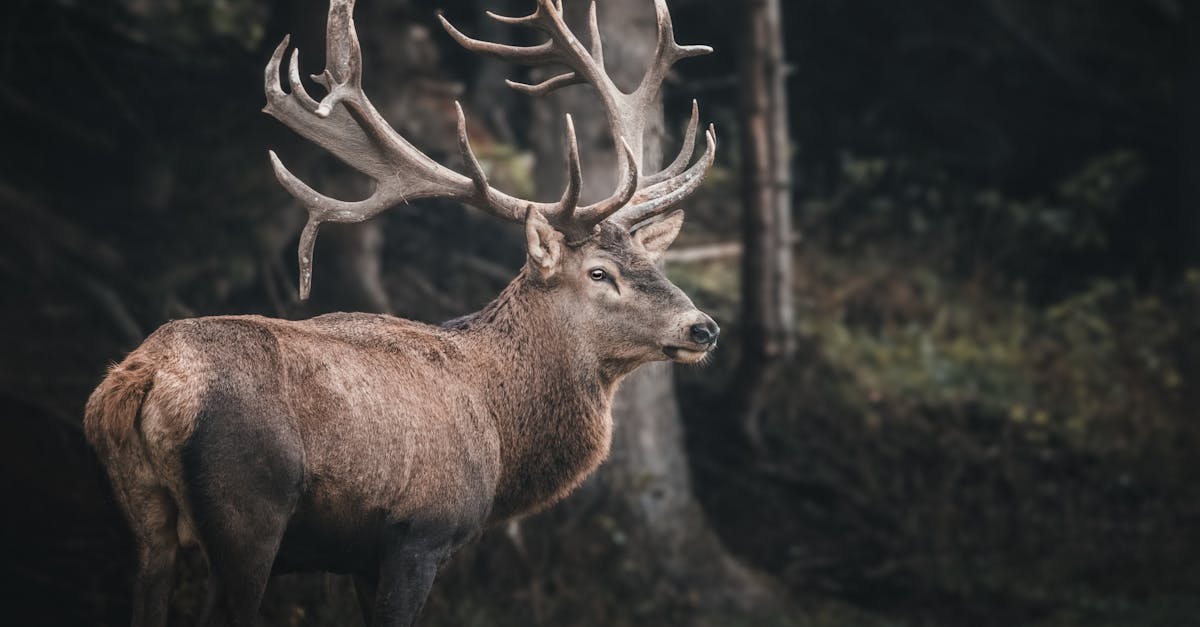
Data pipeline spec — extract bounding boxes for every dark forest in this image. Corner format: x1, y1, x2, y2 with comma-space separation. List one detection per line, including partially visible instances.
1, 0, 1197, 625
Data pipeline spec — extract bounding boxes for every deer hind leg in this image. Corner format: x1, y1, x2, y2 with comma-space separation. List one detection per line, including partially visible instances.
354, 573, 379, 626
122, 483, 180, 627
182, 396, 303, 627
102, 448, 180, 627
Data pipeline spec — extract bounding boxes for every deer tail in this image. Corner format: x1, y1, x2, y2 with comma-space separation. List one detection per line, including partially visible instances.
84, 354, 156, 455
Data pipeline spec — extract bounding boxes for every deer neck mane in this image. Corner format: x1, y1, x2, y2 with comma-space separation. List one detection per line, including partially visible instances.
444, 268, 625, 520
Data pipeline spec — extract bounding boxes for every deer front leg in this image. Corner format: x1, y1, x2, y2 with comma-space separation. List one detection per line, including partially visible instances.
369, 522, 454, 627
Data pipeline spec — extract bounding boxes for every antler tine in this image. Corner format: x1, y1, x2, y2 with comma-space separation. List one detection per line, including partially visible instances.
265, 35, 291, 100
456, 100, 591, 228
587, 2, 604, 65
485, 9, 542, 27
635, 0, 713, 104
287, 49, 320, 111
268, 150, 399, 300
574, 138, 640, 226
643, 99, 699, 186
611, 125, 716, 229
560, 114, 583, 220
455, 102, 491, 198
438, 15, 560, 65
312, 0, 363, 116
506, 72, 584, 97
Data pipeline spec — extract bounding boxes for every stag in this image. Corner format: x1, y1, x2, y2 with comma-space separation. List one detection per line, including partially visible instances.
85, 0, 717, 625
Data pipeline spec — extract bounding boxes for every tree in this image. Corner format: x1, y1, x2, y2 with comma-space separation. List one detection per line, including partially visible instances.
731, 0, 794, 453
1185, 1, 1200, 266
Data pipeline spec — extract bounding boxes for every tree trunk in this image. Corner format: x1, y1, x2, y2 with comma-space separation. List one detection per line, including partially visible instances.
1184, 1, 1200, 266
523, 0, 781, 621
731, 0, 794, 452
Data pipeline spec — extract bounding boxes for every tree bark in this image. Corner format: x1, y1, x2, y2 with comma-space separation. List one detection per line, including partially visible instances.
731, 0, 794, 452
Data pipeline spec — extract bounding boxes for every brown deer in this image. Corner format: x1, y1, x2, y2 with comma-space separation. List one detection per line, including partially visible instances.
84, 0, 717, 625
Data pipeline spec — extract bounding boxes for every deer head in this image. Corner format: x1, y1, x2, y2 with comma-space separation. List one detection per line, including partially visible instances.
264, 0, 719, 365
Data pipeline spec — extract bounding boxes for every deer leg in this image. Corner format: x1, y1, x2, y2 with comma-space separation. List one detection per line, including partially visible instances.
182, 397, 303, 627
191, 473, 296, 627
126, 487, 179, 627
354, 572, 379, 626
190, 476, 297, 627
370, 522, 455, 627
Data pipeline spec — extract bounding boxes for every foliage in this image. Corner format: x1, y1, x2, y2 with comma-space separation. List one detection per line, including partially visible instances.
679, 149, 1200, 625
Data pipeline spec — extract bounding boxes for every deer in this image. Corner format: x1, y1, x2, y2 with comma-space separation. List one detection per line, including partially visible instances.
83, 0, 718, 625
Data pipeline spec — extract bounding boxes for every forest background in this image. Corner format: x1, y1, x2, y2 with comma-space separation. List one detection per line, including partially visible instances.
2, 0, 1198, 626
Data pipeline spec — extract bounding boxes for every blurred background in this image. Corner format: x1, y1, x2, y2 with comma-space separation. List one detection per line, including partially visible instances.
2, 0, 1198, 625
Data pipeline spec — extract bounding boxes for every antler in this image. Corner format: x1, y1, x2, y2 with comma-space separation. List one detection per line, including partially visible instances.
265, 0, 714, 298
265, 0, 639, 298
439, 0, 717, 229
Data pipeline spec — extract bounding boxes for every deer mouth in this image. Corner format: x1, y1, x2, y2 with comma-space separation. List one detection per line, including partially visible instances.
662, 345, 713, 364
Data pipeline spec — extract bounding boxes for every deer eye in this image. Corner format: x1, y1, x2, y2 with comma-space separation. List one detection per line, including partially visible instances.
589, 268, 609, 282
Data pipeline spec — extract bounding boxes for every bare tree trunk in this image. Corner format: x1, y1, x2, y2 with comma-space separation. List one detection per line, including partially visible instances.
319, 223, 393, 313
1178, 0, 1200, 427
1184, 1, 1200, 266
524, 0, 781, 621
731, 0, 794, 452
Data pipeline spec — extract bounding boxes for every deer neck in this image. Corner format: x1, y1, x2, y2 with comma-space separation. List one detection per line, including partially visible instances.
449, 270, 624, 521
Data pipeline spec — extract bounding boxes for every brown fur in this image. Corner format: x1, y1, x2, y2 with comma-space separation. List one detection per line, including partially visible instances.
84, 354, 156, 453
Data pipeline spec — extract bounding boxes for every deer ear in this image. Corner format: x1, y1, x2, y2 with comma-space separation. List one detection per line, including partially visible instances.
632, 210, 685, 262
525, 207, 564, 279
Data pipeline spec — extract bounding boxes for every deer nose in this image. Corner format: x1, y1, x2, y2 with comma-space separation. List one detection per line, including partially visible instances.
690, 320, 720, 346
